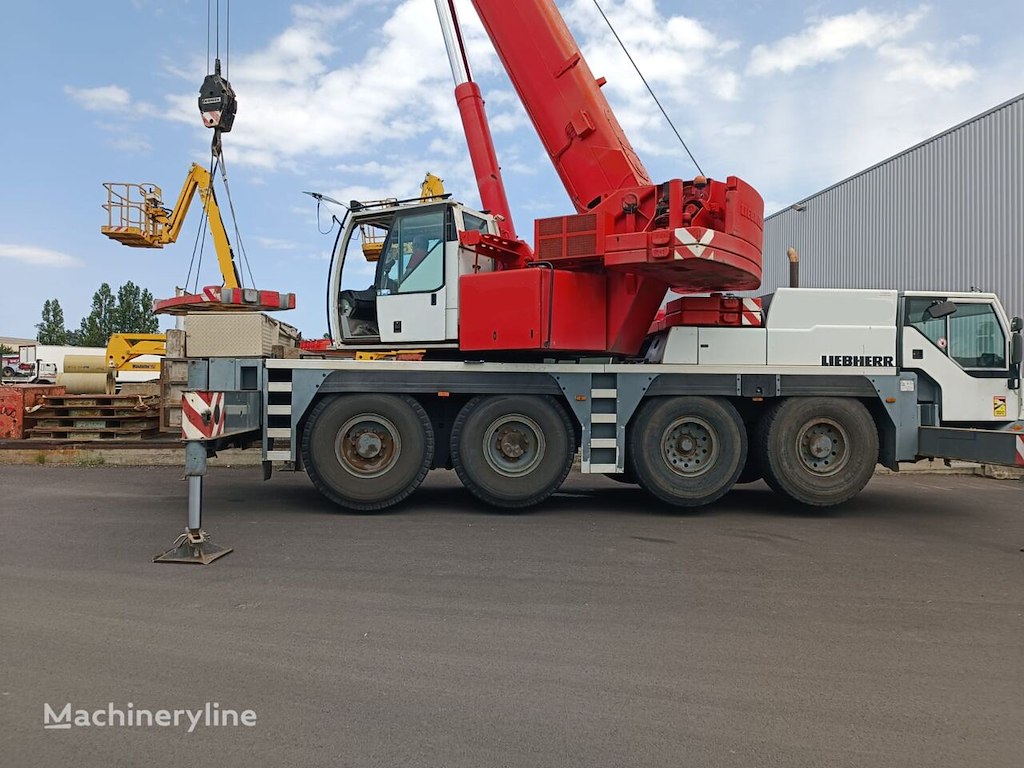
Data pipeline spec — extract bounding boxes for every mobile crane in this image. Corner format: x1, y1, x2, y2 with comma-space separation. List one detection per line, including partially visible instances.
154, 0, 1022, 563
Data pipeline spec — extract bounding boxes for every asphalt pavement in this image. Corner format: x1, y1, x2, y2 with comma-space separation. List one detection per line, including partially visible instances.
1, 465, 1022, 767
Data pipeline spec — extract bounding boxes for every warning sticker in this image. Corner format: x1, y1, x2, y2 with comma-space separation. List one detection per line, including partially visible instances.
993, 396, 1007, 417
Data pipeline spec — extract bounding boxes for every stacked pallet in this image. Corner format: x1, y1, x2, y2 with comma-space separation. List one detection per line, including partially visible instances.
26, 393, 160, 441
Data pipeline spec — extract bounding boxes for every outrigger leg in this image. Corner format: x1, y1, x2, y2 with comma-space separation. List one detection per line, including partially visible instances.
154, 440, 233, 565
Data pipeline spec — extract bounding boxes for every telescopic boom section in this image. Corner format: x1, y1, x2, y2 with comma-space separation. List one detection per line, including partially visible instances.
434, 0, 518, 241
469, 0, 651, 211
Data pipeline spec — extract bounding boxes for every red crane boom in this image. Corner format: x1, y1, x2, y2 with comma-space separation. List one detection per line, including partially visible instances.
470, 0, 651, 212
446, 0, 765, 356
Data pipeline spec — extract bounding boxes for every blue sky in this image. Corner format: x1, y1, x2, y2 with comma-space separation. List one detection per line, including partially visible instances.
1, 0, 1021, 340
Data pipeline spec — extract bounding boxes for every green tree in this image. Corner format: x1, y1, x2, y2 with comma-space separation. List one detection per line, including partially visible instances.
113, 281, 159, 334
0, 343, 14, 355
36, 299, 69, 345
77, 283, 117, 347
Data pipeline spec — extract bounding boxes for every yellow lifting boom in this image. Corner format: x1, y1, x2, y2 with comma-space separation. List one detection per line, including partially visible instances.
106, 333, 166, 373
101, 163, 242, 289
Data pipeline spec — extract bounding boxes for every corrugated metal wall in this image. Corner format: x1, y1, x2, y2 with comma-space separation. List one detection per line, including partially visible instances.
760, 94, 1024, 318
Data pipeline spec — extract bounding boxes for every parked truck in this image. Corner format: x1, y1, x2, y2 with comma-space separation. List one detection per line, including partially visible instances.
112, 1, 1022, 566
18, 344, 95, 383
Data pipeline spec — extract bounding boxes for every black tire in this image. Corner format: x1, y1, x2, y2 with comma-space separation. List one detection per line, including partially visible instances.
757, 397, 878, 507
301, 394, 433, 512
1, 366, 15, 378
451, 395, 575, 509
629, 396, 746, 507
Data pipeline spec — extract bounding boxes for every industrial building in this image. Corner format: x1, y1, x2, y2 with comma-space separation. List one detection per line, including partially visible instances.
761, 93, 1024, 318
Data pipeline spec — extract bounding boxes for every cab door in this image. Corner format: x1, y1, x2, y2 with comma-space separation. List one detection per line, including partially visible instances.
902, 296, 1020, 422
375, 206, 449, 343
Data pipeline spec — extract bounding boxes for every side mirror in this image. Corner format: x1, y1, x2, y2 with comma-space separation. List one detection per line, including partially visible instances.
926, 300, 958, 319
1010, 316, 1023, 333
1012, 333, 1023, 367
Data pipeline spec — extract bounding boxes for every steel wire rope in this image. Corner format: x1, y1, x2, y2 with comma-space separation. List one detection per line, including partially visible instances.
591, 0, 705, 176
216, 151, 257, 290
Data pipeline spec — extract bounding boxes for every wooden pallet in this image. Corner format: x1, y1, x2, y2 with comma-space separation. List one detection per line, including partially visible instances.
26, 393, 161, 441
26, 426, 161, 441
40, 394, 159, 408
34, 417, 160, 430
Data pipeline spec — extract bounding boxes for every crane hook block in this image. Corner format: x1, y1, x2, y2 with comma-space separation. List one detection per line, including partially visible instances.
198, 71, 237, 132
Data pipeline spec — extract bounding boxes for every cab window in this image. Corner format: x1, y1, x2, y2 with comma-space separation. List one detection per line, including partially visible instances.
462, 212, 490, 234
905, 298, 1006, 369
375, 209, 445, 295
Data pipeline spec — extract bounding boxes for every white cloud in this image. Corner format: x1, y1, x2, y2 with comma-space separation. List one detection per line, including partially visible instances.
122, 0, 1016, 231
554, 0, 742, 163
747, 7, 927, 75
879, 44, 976, 89
159, 0, 461, 171
0, 244, 82, 267
64, 84, 132, 112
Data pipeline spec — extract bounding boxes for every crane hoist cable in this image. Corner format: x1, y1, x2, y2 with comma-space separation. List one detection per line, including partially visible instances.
185, 178, 211, 294
216, 150, 257, 290
193, 0, 255, 292
101, 0, 294, 315
591, 0, 705, 177
199, 0, 236, 135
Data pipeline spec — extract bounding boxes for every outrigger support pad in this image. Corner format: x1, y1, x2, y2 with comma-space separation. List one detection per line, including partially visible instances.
154, 440, 233, 565
154, 527, 233, 565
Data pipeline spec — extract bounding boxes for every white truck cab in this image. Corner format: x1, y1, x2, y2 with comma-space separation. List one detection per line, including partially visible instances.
328, 199, 499, 347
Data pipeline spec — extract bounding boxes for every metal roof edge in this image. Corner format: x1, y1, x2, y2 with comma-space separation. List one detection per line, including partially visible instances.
766, 91, 1024, 221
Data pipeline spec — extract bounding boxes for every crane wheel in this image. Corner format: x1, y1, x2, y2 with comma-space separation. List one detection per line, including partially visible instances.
301, 394, 434, 512
756, 397, 878, 507
451, 395, 575, 510
629, 396, 746, 508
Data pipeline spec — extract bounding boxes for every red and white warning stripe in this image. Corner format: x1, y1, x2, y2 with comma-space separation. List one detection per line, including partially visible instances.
741, 297, 763, 326
1016, 435, 1024, 467
675, 227, 715, 259
182, 391, 226, 441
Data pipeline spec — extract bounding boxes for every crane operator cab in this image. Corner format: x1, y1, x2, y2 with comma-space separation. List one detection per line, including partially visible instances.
329, 199, 498, 347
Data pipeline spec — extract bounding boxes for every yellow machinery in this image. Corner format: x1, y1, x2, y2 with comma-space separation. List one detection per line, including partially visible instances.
419, 172, 445, 201
101, 163, 241, 289
357, 173, 446, 263
107, 333, 166, 373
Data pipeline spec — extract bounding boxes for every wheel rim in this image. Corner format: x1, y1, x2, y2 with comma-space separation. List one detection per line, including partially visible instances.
334, 413, 402, 478
481, 413, 546, 477
795, 418, 850, 476
661, 415, 717, 477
